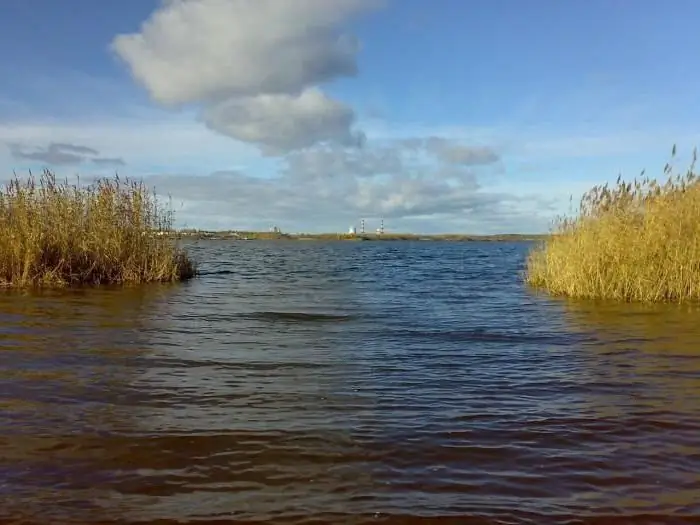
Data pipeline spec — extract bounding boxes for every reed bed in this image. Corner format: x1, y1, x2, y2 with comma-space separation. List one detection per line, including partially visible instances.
0, 170, 196, 287
526, 147, 700, 303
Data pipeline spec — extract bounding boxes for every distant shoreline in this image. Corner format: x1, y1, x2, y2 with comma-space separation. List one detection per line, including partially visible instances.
169, 231, 549, 242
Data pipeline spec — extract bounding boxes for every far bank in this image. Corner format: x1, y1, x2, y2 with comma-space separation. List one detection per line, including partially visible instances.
165, 230, 548, 242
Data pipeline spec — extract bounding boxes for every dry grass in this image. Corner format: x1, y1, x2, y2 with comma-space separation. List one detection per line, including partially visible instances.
0, 170, 196, 287
526, 146, 700, 303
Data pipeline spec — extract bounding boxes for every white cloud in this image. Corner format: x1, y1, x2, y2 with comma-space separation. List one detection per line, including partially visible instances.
136, 169, 555, 234
112, 0, 379, 152
425, 137, 500, 166
124, 137, 555, 233
203, 88, 364, 152
283, 142, 402, 182
112, 0, 373, 103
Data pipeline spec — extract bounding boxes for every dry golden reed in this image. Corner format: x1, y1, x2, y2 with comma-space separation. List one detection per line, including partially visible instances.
526, 146, 700, 303
0, 170, 196, 287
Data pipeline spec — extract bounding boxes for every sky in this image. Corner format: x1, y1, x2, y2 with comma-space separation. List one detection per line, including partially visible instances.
1, 0, 700, 234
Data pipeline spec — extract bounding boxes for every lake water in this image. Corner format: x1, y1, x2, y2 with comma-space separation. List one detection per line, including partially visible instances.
1, 240, 699, 524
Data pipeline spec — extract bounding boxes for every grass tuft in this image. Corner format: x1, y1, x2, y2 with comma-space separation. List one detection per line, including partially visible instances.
526, 146, 700, 303
0, 170, 196, 287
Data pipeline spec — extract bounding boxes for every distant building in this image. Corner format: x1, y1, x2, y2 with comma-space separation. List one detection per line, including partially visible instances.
349, 226, 356, 234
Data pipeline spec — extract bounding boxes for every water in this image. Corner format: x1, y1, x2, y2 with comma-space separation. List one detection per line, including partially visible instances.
1, 240, 699, 524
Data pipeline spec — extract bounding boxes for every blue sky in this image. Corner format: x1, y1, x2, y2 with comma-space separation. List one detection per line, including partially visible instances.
1, 0, 698, 233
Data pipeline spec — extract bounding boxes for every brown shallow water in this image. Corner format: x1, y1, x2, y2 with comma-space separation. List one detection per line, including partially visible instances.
1, 240, 699, 525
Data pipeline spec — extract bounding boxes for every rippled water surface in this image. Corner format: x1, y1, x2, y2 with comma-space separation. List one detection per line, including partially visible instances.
2, 240, 699, 524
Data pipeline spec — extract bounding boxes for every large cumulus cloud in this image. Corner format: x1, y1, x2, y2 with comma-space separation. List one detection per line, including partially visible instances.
112, 0, 377, 152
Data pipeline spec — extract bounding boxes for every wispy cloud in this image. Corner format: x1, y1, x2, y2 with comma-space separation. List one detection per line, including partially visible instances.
91, 157, 126, 167
7, 141, 125, 167
0, 115, 266, 175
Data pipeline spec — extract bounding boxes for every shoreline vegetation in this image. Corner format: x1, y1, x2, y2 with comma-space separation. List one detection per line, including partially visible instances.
172, 230, 549, 242
526, 147, 700, 303
0, 170, 196, 288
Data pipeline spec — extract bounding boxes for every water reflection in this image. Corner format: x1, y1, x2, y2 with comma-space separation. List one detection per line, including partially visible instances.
102, 242, 375, 523
0, 286, 178, 524
560, 299, 700, 515
563, 299, 700, 404
1, 242, 700, 524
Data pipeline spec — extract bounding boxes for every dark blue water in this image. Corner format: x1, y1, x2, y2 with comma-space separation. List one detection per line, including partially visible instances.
1, 240, 699, 524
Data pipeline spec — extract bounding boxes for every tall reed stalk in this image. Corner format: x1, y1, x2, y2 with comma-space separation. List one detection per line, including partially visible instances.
0, 170, 196, 287
526, 146, 700, 303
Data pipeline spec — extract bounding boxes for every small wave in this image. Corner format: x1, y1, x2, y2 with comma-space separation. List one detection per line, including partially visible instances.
246, 311, 354, 322
198, 269, 236, 276
393, 328, 589, 346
